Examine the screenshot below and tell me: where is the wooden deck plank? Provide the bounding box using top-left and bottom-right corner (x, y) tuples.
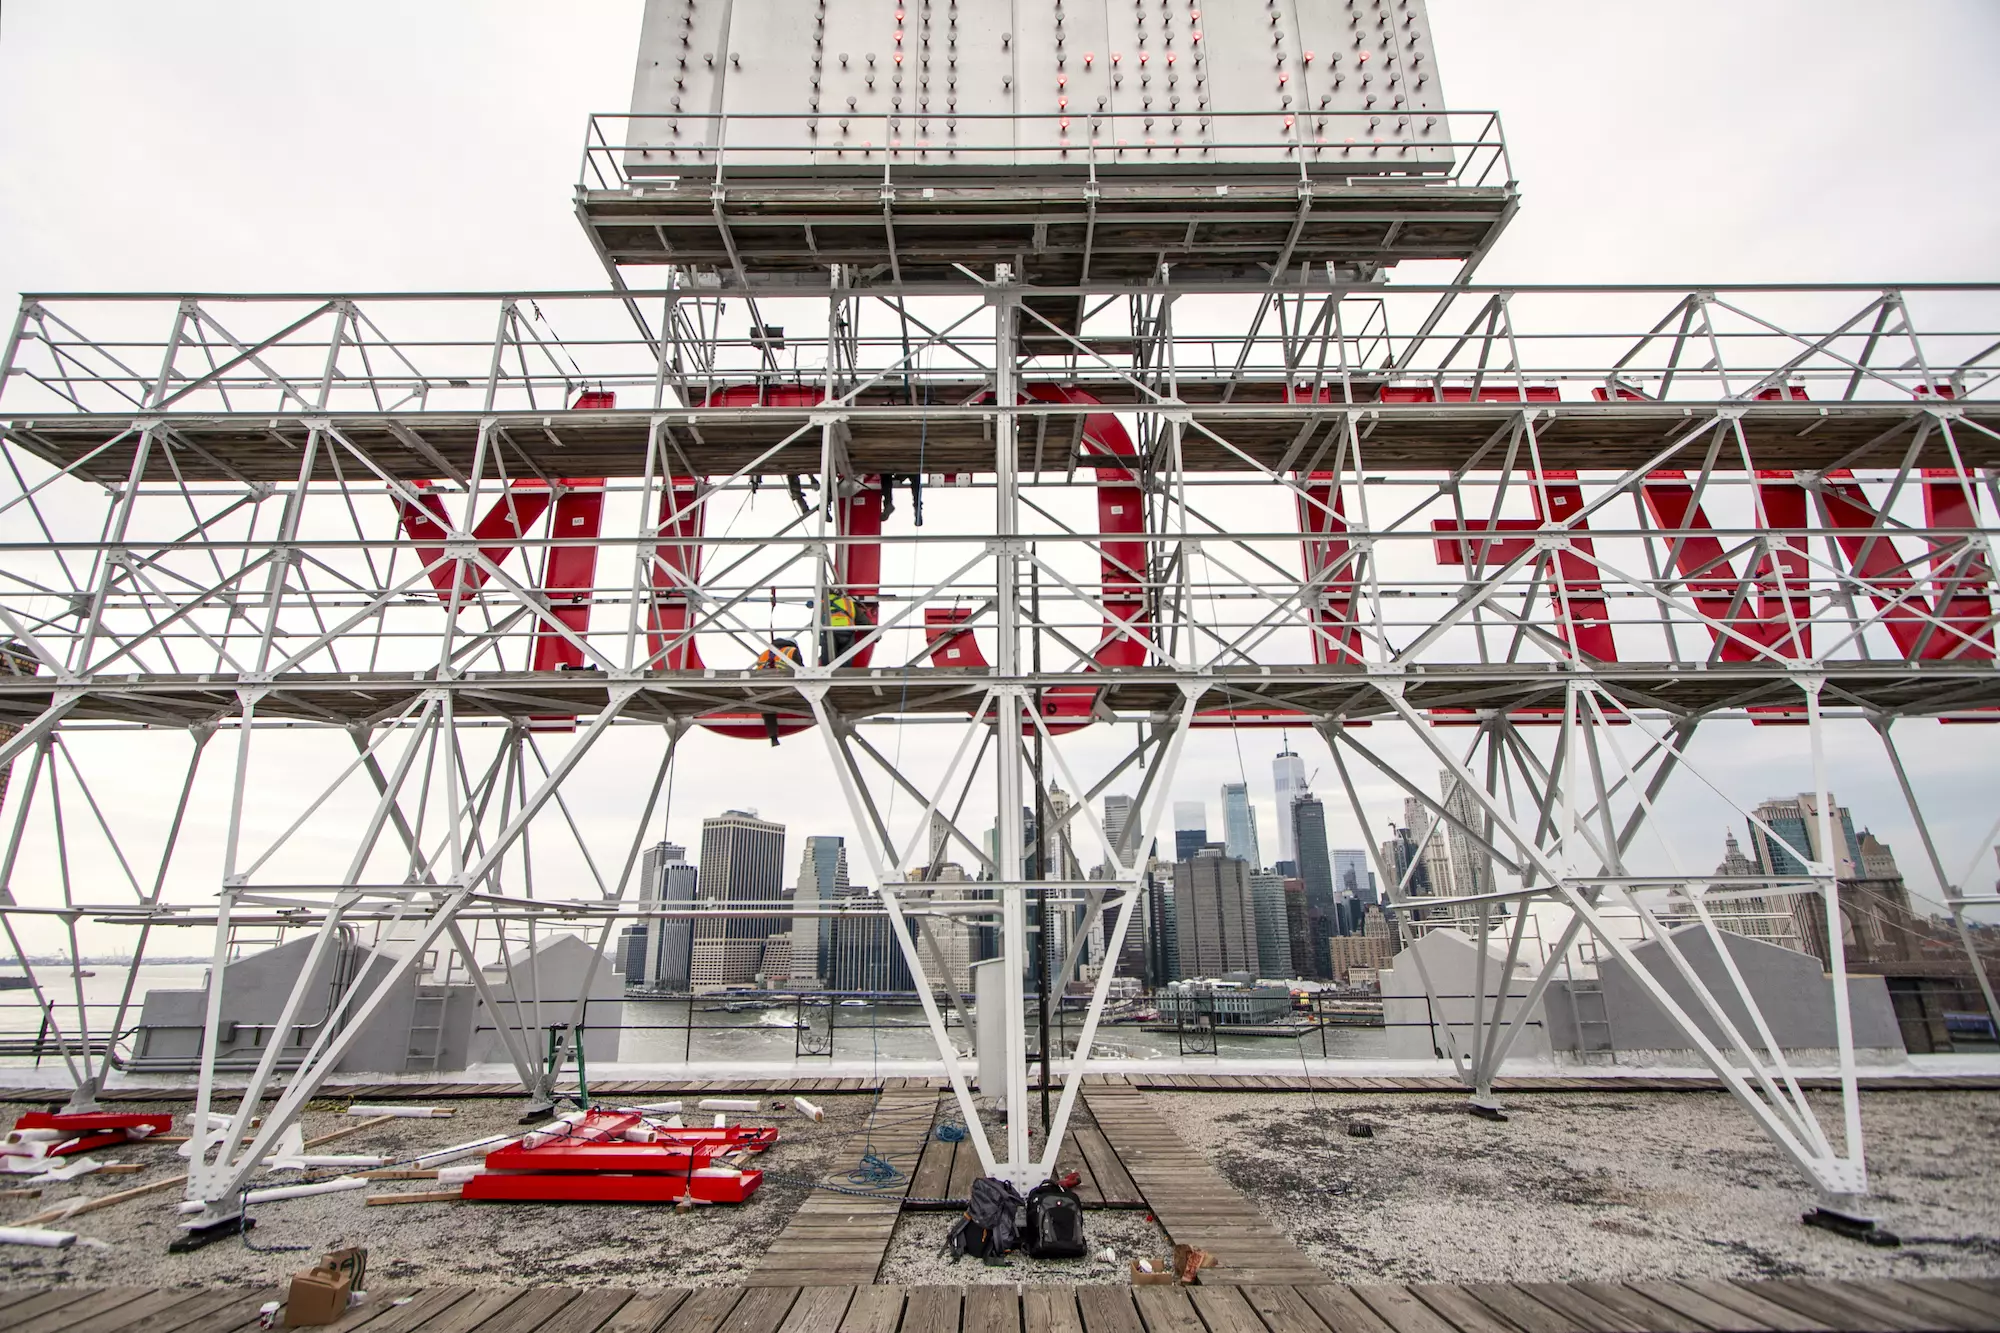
(1075, 1288), (1146, 1333)
(947, 1132), (985, 1203)
(20, 1278), (1994, 1333)
(474, 1287), (584, 1333)
(1080, 1088), (1321, 1286)
(1902, 1282), (2000, 1326)
(837, 1287), (906, 1333)
(1350, 1285), (1461, 1333)
(1295, 1285), (1400, 1333)
(1187, 1286), (1270, 1333)
(776, 1288), (854, 1333)
(0, 1290), (100, 1330)
(1515, 1284), (1652, 1333)
(1409, 1284), (1522, 1333)
(1860, 1280), (2000, 1332)
(8, 1289), (153, 1333)
(751, 1090), (939, 1286)
(1053, 1132), (1102, 1209)
(964, 1285), (1022, 1333)
(105, 1288), (253, 1333)
(1130, 1285), (1206, 1333)
(599, 1290), (693, 1333)
(67, 1289), (229, 1333)
(718, 1287), (800, 1333)
(1238, 1285), (1338, 1333)
(1750, 1280), (1929, 1333)
(1460, 1284), (1586, 1333)
(537, 1290), (639, 1333)
(1567, 1283), (1708, 1333)
(413, 1289), (519, 1333)
(1669, 1281), (1828, 1333)
(1826, 1280), (1991, 1332)
(909, 1131), (958, 1205)
(172, 1287), (296, 1333)
(1070, 1128), (1142, 1205)
(905, 1286), (964, 1331)
(659, 1288), (747, 1333)
(1025, 1288), (1086, 1333)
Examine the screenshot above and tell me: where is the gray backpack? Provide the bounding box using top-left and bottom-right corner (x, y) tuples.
(948, 1177), (1024, 1260)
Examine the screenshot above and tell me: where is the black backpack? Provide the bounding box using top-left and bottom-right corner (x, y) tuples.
(948, 1177), (1024, 1261)
(1023, 1180), (1088, 1259)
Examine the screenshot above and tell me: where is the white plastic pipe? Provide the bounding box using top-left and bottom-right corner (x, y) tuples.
(792, 1097), (824, 1123)
(712, 1114), (726, 1129)
(0, 1227), (75, 1248)
(520, 1112), (587, 1151)
(263, 1155), (391, 1170)
(631, 1101), (682, 1113)
(623, 1126), (658, 1143)
(435, 1164), (485, 1186)
(697, 1099), (759, 1112)
(411, 1133), (519, 1169)
(345, 1105), (452, 1118)
(5, 1129), (63, 1145)
(240, 1176), (368, 1206)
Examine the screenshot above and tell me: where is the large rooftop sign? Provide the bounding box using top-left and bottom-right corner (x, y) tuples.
(621, 0), (1451, 176)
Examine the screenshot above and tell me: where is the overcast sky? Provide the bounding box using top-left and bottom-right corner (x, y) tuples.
(1, 2), (1997, 953)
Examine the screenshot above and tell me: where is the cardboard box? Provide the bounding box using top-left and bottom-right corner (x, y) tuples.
(320, 1246), (366, 1294)
(282, 1267), (352, 1327)
(1129, 1258), (1178, 1286)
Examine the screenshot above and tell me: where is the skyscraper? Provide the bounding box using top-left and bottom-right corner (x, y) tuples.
(1380, 818), (1434, 917)
(1102, 793), (1135, 867)
(1174, 844), (1258, 977)
(691, 810), (787, 990)
(1046, 786), (1085, 881)
(1428, 770), (1497, 926)
(1221, 782), (1262, 869)
(1695, 827), (1803, 949)
(1331, 849), (1374, 935)
(1173, 800), (1208, 863)
(1748, 792), (1864, 880)
(1144, 864), (1178, 985)
(1249, 868), (1292, 978)
(1292, 792), (1335, 978)
(1283, 878), (1312, 977)
(919, 862), (976, 992)
(985, 807), (1037, 879)
(789, 835), (848, 987)
(926, 808), (952, 870)
(829, 884), (913, 993)
(624, 842), (695, 991)
(1273, 746), (1307, 865)
(1742, 794), (1906, 965)
(635, 841), (698, 990)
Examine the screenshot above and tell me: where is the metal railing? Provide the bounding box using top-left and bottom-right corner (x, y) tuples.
(577, 108), (1510, 191)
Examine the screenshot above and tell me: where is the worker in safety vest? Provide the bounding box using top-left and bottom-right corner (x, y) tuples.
(752, 637), (801, 744)
(818, 593), (869, 667)
(754, 638), (802, 672)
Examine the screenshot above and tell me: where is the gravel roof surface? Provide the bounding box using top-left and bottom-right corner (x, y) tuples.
(1147, 1088), (2000, 1283)
(4, 1086), (1996, 1291)
(0, 1093), (891, 1290)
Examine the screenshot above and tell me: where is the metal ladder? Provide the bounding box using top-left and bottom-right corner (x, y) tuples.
(1564, 979), (1617, 1065)
(404, 985), (449, 1072)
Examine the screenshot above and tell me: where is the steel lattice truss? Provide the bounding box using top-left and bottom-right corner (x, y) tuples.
(2, 278), (1999, 1222)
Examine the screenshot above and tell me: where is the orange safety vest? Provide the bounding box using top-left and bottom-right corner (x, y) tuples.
(755, 640), (801, 671)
